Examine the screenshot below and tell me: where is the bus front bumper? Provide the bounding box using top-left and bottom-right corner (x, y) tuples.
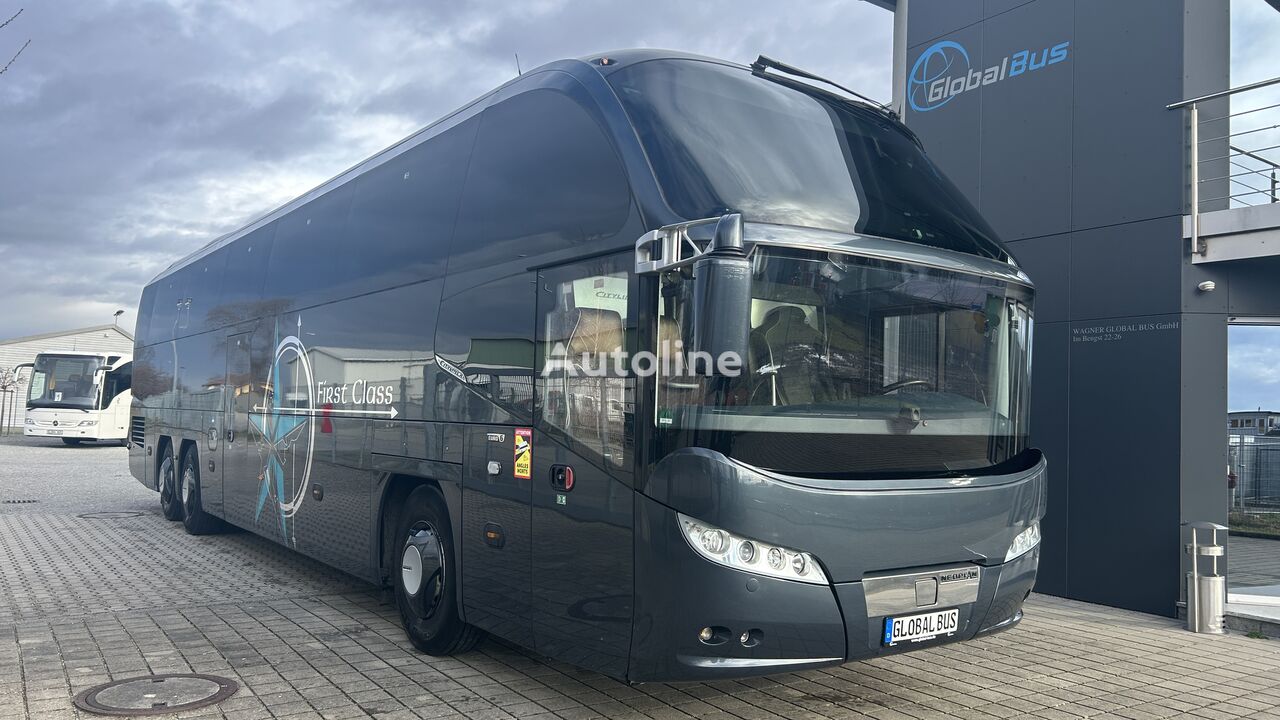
(631, 492), (1040, 682)
(628, 451), (1046, 683)
(24, 425), (98, 439)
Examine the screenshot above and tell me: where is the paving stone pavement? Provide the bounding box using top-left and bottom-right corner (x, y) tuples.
(4, 435), (1280, 720)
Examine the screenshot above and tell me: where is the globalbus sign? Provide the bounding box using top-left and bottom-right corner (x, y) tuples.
(908, 38), (1070, 112)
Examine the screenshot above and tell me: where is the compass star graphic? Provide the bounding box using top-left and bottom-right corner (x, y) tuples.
(249, 318), (315, 544)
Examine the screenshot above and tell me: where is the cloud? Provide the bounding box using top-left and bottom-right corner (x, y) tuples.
(1230, 326), (1280, 411)
(1228, 1), (1280, 208)
(0, 0), (891, 340)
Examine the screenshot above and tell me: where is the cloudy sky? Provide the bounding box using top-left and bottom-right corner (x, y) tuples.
(0, 1), (1278, 405)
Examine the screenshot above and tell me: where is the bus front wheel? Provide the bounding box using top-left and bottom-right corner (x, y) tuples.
(179, 447), (221, 535)
(61, 438), (81, 446)
(393, 485), (481, 656)
(158, 444), (183, 521)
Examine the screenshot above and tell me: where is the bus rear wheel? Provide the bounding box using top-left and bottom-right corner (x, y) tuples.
(158, 444), (183, 521)
(393, 485), (481, 656)
(179, 447), (221, 535)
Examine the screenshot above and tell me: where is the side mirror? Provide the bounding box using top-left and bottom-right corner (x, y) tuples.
(690, 214), (752, 375)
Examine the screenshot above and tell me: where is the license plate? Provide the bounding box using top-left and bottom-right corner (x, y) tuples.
(883, 608), (959, 646)
(46, 430), (62, 436)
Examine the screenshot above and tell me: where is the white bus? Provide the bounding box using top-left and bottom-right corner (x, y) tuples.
(22, 352), (133, 445)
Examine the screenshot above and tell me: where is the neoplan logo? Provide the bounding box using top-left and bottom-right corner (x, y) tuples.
(908, 38), (1070, 113)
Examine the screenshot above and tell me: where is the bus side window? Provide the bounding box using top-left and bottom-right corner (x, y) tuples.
(265, 183), (356, 309)
(146, 274), (183, 343)
(209, 223), (277, 327)
(343, 117), (476, 290)
(27, 369), (46, 401)
(434, 273), (536, 425)
(449, 85), (632, 275)
(134, 287), (157, 347)
(103, 362), (132, 408)
(539, 255), (634, 469)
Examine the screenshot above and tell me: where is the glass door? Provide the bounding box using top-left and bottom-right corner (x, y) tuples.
(1228, 320), (1280, 602)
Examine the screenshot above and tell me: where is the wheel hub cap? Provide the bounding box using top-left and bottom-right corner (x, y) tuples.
(160, 459), (173, 498)
(401, 545), (424, 596)
(402, 525), (443, 615)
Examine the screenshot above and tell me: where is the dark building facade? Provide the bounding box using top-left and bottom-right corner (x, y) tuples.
(890, 0), (1257, 615)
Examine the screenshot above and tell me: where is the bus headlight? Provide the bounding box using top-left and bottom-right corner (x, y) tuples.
(24, 418), (33, 425)
(1005, 522), (1041, 562)
(78, 420), (98, 427)
(678, 513), (829, 585)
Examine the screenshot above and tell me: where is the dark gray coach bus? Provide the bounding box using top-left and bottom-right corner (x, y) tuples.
(129, 50), (1044, 682)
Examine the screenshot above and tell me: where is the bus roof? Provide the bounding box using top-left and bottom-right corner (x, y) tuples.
(34, 350), (129, 358)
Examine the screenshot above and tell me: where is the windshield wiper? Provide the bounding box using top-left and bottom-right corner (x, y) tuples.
(750, 55), (895, 116)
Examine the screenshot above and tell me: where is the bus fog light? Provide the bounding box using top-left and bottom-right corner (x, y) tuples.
(1005, 522), (1041, 562)
(678, 513), (828, 585)
(698, 625), (730, 645)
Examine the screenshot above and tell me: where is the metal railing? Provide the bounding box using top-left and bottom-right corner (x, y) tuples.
(1230, 434), (1280, 511)
(1168, 76), (1280, 255)
(1228, 434), (1280, 540)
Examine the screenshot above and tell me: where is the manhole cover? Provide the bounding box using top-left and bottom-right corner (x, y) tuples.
(73, 674), (238, 716)
(78, 511), (144, 519)
(1, 499), (37, 504)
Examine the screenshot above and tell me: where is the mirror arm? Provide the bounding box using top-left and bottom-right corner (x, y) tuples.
(635, 213), (754, 275)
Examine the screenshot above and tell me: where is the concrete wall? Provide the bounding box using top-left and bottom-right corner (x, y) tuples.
(899, 0), (1231, 615)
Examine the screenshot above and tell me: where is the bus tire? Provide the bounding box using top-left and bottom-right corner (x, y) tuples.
(179, 446), (221, 535)
(393, 485), (481, 656)
(61, 438), (81, 446)
(158, 443), (183, 521)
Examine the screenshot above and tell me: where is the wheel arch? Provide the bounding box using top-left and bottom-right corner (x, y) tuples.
(377, 474), (465, 617)
(178, 437), (199, 468)
(378, 475), (444, 584)
(154, 435), (174, 489)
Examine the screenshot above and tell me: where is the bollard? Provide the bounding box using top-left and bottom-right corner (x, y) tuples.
(1184, 521), (1228, 634)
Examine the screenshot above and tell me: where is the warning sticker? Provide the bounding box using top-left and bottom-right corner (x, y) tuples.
(514, 428), (532, 480)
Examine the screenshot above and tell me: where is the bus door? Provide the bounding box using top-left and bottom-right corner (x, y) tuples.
(531, 256), (635, 679)
(221, 332), (255, 522)
(101, 361), (133, 440)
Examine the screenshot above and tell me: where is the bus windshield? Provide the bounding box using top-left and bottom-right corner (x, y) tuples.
(608, 58), (1005, 260)
(655, 247), (1033, 477)
(27, 355), (104, 410)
